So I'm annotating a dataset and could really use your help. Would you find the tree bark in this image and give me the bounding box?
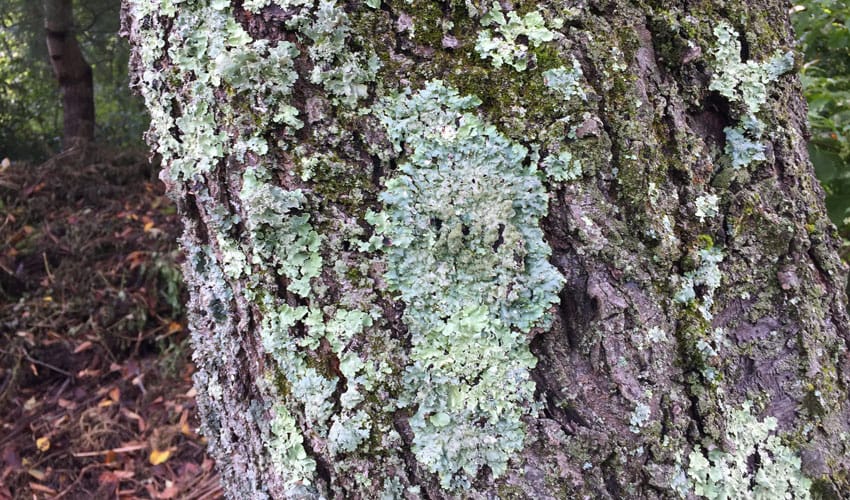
[123,0,850,498]
[45,0,94,147]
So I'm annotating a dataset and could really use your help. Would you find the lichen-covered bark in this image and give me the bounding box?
[123,0,850,498]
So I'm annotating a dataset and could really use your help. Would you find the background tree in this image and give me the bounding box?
[123,0,850,498]
[44,0,95,147]
[0,0,145,159]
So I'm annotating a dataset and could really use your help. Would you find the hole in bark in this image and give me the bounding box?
[686,91,734,150]
[492,223,505,252]
[738,29,750,61]
[600,454,625,497]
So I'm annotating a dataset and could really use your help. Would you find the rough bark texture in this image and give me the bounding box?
[123,0,850,498]
[45,0,95,147]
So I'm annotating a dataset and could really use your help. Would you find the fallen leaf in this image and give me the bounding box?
[179,410,191,436]
[73,341,94,353]
[165,321,182,335]
[27,468,45,480]
[28,482,56,494]
[35,437,50,452]
[121,408,146,432]
[57,398,77,410]
[148,448,171,466]
[23,397,38,412]
[108,387,121,403]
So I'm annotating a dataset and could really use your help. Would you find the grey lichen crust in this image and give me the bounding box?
[369,81,564,489]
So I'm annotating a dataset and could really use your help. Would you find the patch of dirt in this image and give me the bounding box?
[0,148,220,499]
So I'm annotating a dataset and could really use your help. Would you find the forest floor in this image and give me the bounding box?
[0,147,221,499]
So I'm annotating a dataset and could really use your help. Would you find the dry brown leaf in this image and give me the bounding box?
[164,321,182,336]
[57,398,77,410]
[28,482,56,494]
[26,468,45,480]
[73,341,94,353]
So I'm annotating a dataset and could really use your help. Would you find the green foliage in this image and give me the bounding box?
[793,1,850,244]
[0,2,62,158]
[0,0,147,160]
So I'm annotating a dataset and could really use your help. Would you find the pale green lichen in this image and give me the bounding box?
[541,150,582,182]
[267,403,318,487]
[241,167,322,299]
[475,2,558,71]
[647,326,669,344]
[724,116,767,170]
[675,246,724,321]
[327,410,371,455]
[687,401,812,499]
[370,81,564,489]
[542,58,586,102]
[709,23,793,116]
[265,0,381,107]
[709,22,794,169]
[131,0,377,182]
[694,194,720,222]
[129,1,302,180]
[128,0,392,493]
[629,402,652,433]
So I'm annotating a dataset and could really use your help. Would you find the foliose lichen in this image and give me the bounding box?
[474,2,559,71]
[687,401,812,499]
[709,22,794,170]
[674,245,724,321]
[369,80,565,489]
[541,150,582,182]
[694,194,720,222]
[267,403,318,487]
[128,0,389,493]
[542,57,586,102]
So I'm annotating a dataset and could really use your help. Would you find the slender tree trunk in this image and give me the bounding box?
[45,0,94,148]
[123,0,850,498]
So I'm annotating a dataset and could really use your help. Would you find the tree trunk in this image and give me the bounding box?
[122,0,850,498]
[45,0,94,147]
